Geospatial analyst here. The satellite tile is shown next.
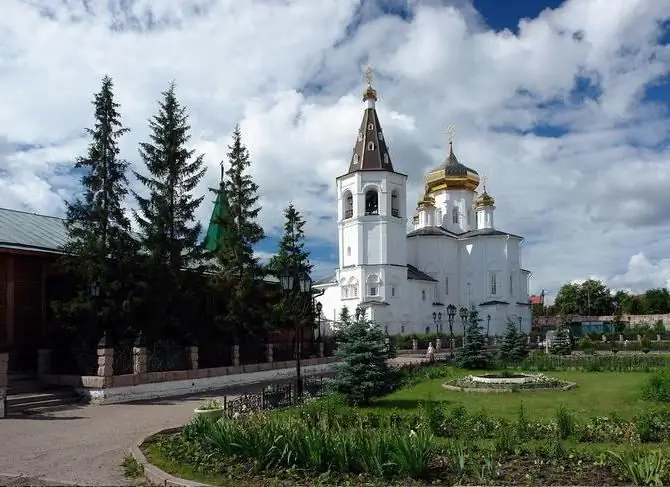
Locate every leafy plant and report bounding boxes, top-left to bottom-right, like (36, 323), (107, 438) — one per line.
(606, 449), (667, 486)
(641, 368), (670, 403)
(198, 399), (222, 410)
(555, 405), (575, 440)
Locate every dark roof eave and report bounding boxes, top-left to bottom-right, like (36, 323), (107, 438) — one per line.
(479, 300), (510, 306)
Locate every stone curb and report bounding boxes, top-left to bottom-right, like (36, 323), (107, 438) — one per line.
(442, 381), (578, 393)
(0, 473), (80, 486)
(130, 427), (213, 487)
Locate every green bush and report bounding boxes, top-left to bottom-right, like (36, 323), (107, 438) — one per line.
(641, 368), (670, 403)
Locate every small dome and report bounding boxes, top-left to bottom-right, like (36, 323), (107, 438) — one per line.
(363, 85), (378, 102)
(475, 190), (495, 208)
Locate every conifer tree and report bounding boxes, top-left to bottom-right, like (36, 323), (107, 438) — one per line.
(210, 126), (265, 337)
(267, 203), (314, 330)
(333, 307), (395, 405)
(58, 75), (138, 344)
(549, 324), (572, 355)
(499, 318), (529, 365)
(454, 307), (490, 369)
(133, 82), (207, 339)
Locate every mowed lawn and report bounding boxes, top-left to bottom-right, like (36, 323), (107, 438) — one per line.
(369, 371), (652, 420)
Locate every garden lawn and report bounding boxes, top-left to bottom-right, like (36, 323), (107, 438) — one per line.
(369, 371), (651, 420)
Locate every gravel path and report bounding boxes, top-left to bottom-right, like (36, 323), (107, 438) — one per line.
(0, 357), (425, 486)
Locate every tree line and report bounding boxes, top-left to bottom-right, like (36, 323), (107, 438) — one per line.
(53, 75), (312, 350)
(536, 279), (670, 318)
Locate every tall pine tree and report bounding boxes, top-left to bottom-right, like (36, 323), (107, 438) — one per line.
(210, 126), (265, 338)
(267, 203), (313, 331)
(133, 82), (207, 340)
(58, 75), (138, 346)
(454, 307), (490, 369)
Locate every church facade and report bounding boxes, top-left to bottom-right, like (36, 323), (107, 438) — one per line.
(314, 74), (532, 337)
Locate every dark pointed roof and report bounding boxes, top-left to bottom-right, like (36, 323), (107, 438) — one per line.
(444, 142), (478, 177)
(346, 107), (395, 173)
(203, 180), (230, 252)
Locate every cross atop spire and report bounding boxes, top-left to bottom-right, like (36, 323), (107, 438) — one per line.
(362, 64), (378, 104)
(446, 125), (456, 146)
(481, 174), (488, 191)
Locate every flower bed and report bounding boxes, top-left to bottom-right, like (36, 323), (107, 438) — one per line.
(444, 373), (576, 392)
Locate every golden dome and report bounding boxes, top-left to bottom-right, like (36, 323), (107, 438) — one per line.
(417, 193), (435, 209)
(425, 142), (480, 193)
(363, 85), (378, 102)
(475, 190), (495, 208)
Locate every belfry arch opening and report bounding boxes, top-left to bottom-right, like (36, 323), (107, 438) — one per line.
(391, 189), (400, 217)
(365, 188), (379, 215)
(343, 190), (353, 219)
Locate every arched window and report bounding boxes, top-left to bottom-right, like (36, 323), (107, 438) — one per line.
(383, 153), (389, 165)
(490, 273), (498, 295)
(367, 123), (374, 131)
(343, 190), (353, 219)
(346, 246), (351, 257)
(366, 274), (380, 297)
(421, 289), (426, 301)
(365, 189), (379, 215)
(391, 189), (399, 217)
(353, 153), (359, 165)
(452, 207), (459, 224)
(378, 131), (384, 141)
(367, 141), (375, 151)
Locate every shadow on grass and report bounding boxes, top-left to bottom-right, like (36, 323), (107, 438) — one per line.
(369, 398), (454, 410)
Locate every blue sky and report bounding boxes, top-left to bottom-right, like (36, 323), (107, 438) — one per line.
(0, 0), (669, 298)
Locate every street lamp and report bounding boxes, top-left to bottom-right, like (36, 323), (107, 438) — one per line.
(487, 314), (491, 338)
(316, 301), (323, 340)
(432, 311), (442, 334)
(518, 316), (523, 332)
(446, 304), (456, 358)
(459, 306), (468, 344)
(280, 269), (312, 401)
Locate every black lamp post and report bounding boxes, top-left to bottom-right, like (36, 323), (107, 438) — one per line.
(518, 316), (523, 332)
(316, 301), (323, 340)
(432, 311), (442, 334)
(280, 270), (312, 401)
(487, 314), (491, 338)
(90, 279), (101, 332)
(446, 304), (456, 358)
(459, 306), (468, 344)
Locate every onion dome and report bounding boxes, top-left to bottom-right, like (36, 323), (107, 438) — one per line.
(475, 189), (495, 208)
(425, 141), (480, 193)
(417, 182), (435, 209)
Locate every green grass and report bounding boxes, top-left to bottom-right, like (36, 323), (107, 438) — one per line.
(368, 371), (651, 420)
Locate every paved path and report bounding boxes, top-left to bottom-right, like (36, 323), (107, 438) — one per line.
(0, 357), (425, 486)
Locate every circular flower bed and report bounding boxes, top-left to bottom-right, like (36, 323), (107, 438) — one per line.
(444, 373), (577, 393)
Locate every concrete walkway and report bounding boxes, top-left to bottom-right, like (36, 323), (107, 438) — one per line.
(0, 357), (425, 486)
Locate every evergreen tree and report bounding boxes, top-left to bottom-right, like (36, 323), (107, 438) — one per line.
(499, 318), (529, 365)
(549, 325), (572, 355)
(133, 82), (207, 339)
(210, 126), (265, 338)
(454, 307), (490, 369)
(267, 203), (314, 330)
(58, 75), (138, 345)
(332, 307), (395, 405)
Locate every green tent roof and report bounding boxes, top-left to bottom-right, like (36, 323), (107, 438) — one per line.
(204, 184), (230, 252)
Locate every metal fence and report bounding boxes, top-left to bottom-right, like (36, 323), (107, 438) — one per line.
(147, 340), (190, 372)
(223, 376), (330, 414)
(198, 341), (233, 368)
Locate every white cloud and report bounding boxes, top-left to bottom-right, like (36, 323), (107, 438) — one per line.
(0, 0), (669, 293)
(610, 253), (670, 292)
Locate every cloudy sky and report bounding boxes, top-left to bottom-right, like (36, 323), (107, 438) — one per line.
(0, 0), (669, 300)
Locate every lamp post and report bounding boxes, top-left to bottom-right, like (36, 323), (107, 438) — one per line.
(90, 279), (101, 331)
(432, 311), (442, 334)
(446, 304), (456, 358)
(518, 316), (523, 332)
(459, 306), (468, 345)
(280, 270), (312, 401)
(487, 314), (491, 338)
(316, 301), (323, 340)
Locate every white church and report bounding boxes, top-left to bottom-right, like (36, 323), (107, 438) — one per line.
(314, 72), (532, 337)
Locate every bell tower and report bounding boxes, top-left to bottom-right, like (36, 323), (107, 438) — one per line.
(335, 66), (408, 304)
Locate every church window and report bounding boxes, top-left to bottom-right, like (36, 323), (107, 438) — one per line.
(367, 123), (374, 131)
(346, 246), (351, 257)
(422, 289), (426, 301)
(343, 190), (354, 219)
(509, 273), (514, 295)
(445, 276), (449, 295)
(490, 273), (498, 295)
(365, 189), (379, 215)
(401, 325), (405, 334)
(369, 286), (378, 296)
(391, 286), (396, 297)
(452, 207), (459, 224)
(437, 209), (443, 224)
(352, 285), (359, 297)
(341, 286), (349, 299)
(391, 189), (399, 217)
(367, 141), (375, 151)
(353, 153), (359, 165)
(384, 153), (389, 165)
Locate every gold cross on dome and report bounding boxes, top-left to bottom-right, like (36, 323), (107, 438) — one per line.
(446, 125), (456, 145)
(364, 65), (374, 87)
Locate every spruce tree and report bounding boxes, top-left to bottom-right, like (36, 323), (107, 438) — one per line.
(210, 126), (265, 338)
(454, 307), (490, 369)
(133, 82), (207, 339)
(498, 318), (519, 365)
(267, 203), (314, 331)
(549, 325), (572, 355)
(58, 75), (138, 345)
(333, 307), (395, 405)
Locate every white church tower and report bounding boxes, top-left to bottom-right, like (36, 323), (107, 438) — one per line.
(335, 67), (408, 315)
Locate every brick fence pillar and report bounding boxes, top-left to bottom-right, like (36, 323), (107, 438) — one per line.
(37, 348), (51, 376)
(266, 343), (274, 363)
(97, 331), (114, 387)
(412, 339), (418, 351)
(436, 338), (442, 350)
(232, 344), (240, 367)
(619, 334), (624, 342)
(133, 332), (147, 375)
(188, 346), (199, 370)
(0, 351), (8, 419)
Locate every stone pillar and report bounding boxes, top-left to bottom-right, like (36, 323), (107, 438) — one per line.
(319, 341), (325, 358)
(266, 343), (274, 363)
(657, 334), (662, 342)
(133, 332), (147, 375)
(232, 344), (240, 367)
(436, 338), (442, 350)
(0, 351), (8, 419)
(412, 339), (418, 351)
(619, 334), (624, 342)
(37, 348), (51, 376)
(97, 331), (114, 387)
(187, 346), (199, 370)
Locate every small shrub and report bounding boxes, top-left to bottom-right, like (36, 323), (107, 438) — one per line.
(607, 449), (667, 486)
(641, 368), (670, 403)
(555, 405), (575, 440)
(120, 453), (144, 479)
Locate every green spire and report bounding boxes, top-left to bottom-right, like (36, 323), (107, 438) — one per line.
(204, 168), (230, 252)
